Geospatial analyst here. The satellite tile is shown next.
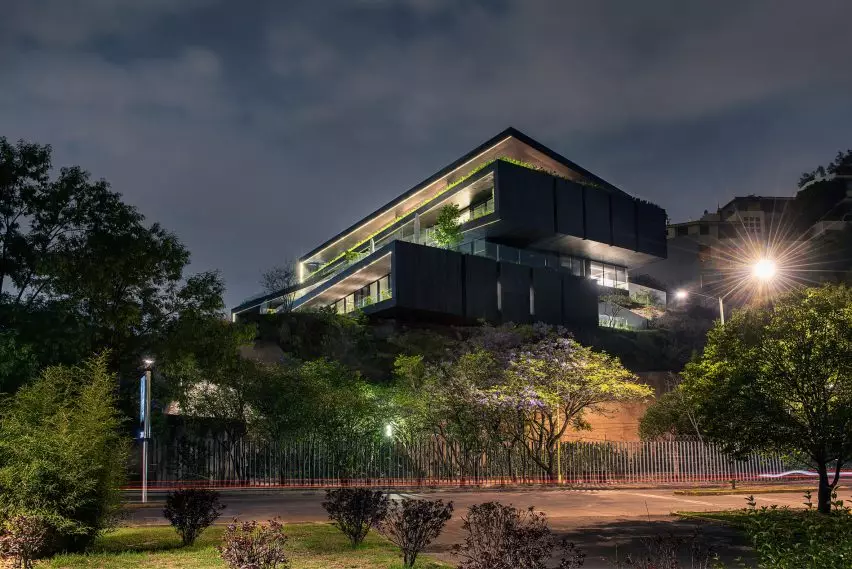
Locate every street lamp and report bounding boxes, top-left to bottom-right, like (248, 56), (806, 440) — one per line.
(141, 358), (154, 504)
(675, 289), (728, 324)
(676, 258), (778, 325)
(752, 258), (777, 281)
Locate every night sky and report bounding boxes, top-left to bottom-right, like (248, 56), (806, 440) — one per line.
(3, 0), (851, 308)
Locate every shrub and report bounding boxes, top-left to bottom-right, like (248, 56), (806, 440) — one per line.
(322, 488), (388, 548)
(452, 502), (585, 569)
(742, 497), (852, 569)
(609, 532), (718, 568)
(218, 518), (289, 569)
(0, 355), (128, 553)
(376, 498), (453, 568)
(163, 489), (225, 546)
(0, 514), (52, 569)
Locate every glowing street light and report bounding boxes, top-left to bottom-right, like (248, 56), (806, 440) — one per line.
(675, 257), (779, 325)
(753, 258), (777, 281)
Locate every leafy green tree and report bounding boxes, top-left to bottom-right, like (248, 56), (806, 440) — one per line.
(491, 337), (651, 480)
(392, 349), (502, 480)
(0, 354), (128, 553)
(432, 204), (463, 249)
(682, 285), (852, 513)
(0, 135), (226, 397)
(638, 375), (703, 441)
(0, 331), (37, 394)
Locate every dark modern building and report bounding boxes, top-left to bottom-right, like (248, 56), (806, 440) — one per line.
(232, 128), (667, 328)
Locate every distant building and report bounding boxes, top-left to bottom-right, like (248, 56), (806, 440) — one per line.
(635, 196), (793, 295)
(636, 177), (852, 300)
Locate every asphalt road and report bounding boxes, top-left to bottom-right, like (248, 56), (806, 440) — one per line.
(125, 488), (808, 567)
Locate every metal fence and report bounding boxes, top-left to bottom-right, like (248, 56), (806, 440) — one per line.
(133, 436), (802, 489)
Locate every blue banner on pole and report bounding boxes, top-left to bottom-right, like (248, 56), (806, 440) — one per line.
(139, 374), (146, 439)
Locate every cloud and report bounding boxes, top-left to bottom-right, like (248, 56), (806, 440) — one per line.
(1, 0), (216, 47)
(1, 0), (850, 307)
(260, 0), (851, 139)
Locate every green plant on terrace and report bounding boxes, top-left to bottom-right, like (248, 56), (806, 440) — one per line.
(432, 204), (463, 249)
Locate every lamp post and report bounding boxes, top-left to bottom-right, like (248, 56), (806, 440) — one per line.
(675, 258), (778, 325)
(141, 358), (154, 504)
(675, 289), (727, 324)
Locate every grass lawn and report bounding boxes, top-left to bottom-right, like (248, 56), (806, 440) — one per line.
(40, 523), (452, 569)
(676, 509), (752, 527)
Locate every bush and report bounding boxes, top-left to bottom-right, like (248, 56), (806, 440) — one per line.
(163, 489), (225, 546)
(742, 496), (852, 569)
(322, 488), (388, 548)
(452, 502), (585, 569)
(0, 355), (128, 553)
(0, 514), (52, 569)
(376, 498), (453, 568)
(218, 518), (289, 569)
(609, 532), (717, 568)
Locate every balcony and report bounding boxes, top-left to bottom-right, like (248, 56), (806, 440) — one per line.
(302, 179), (495, 286)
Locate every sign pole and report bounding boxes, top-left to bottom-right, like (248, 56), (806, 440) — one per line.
(141, 366), (152, 503)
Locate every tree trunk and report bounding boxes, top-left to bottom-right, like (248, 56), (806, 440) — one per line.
(817, 462), (832, 514)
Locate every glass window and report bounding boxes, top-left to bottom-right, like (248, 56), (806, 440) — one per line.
(604, 264), (617, 288)
(378, 275), (391, 300)
(498, 245), (519, 264)
(520, 250), (545, 268)
(572, 259), (585, 277)
(677, 226), (688, 237)
(590, 261), (604, 284)
(345, 293), (355, 313)
(699, 223), (709, 235)
(616, 267), (627, 288)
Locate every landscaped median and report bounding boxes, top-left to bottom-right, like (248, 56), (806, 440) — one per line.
(678, 499), (852, 569)
(39, 523), (451, 569)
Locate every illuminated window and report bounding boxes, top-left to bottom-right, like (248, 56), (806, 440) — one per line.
(741, 216), (761, 234)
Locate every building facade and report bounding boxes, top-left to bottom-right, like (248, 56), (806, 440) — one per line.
(233, 128), (667, 328)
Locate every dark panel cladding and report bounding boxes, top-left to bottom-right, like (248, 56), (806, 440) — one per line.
(610, 192), (638, 250)
(532, 268), (562, 325)
(392, 241), (463, 316)
(636, 202), (668, 258)
(554, 179), (585, 237)
(464, 254), (499, 322)
(562, 274), (599, 327)
(495, 161), (555, 235)
(583, 186), (612, 244)
(498, 261), (531, 324)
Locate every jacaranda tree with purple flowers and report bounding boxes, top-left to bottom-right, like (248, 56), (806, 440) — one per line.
(491, 337), (651, 480)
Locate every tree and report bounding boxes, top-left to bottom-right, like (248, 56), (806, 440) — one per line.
(432, 204), (463, 249)
(0, 354), (128, 553)
(260, 263), (296, 311)
(681, 285), (852, 513)
(392, 349), (502, 481)
(798, 149), (852, 188)
(0, 135), (226, 399)
(600, 294), (629, 328)
(0, 331), (37, 394)
(489, 337), (651, 480)
(638, 374), (703, 441)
